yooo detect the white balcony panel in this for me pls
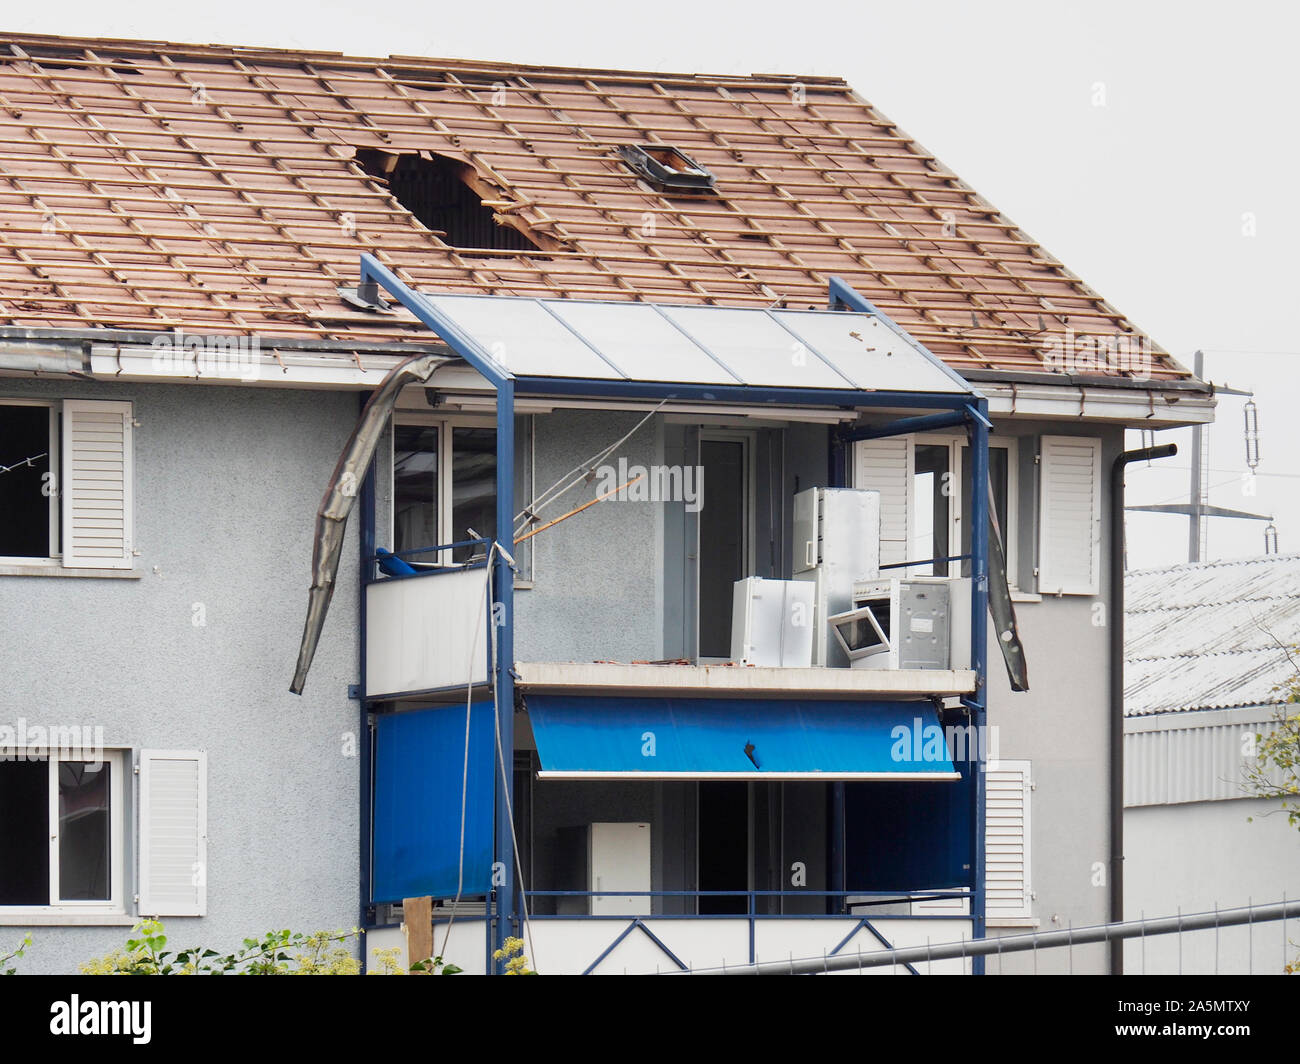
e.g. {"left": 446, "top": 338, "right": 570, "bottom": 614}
{"left": 365, "top": 568, "right": 489, "bottom": 699}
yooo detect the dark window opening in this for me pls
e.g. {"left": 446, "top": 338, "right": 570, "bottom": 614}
{"left": 960, "top": 444, "right": 1009, "bottom": 577}
{"left": 59, "top": 761, "right": 112, "bottom": 901}
{"left": 0, "top": 405, "right": 53, "bottom": 559}
{"left": 618, "top": 143, "right": 718, "bottom": 194}
{"left": 393, "top": 424, "right": 439, "bottom": 560}
{"left": 450, "top": 426, "right": 497, "bottom": 563}
{"left": 392, "top": 423, "right": 496, "bottom": 565}
{"left": 0, "top": 759, "right": 49, "bottom": 906}
{"left": 355, "top": 149, "right": 543, "bottom": 253}
{"left": 913, "top": 443, "right": 950, "bottom": 576}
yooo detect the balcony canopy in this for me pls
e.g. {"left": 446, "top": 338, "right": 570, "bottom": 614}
{"left": 420, "top": 292, "right": 972, "bottom": 394}
{"left": 526, "top": 695, "right": 960, "bottom": 781}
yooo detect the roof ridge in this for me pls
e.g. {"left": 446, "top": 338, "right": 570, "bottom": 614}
{"left": 2, "top": 31, "right": 849, "bottom": 87}
{"left": 1125, "top": 553, "right": 1300, "bottom": 577}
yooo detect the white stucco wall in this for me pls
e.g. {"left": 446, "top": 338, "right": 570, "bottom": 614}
{"left": 1124, "top": 797, "right": 1300, "bottom": 974}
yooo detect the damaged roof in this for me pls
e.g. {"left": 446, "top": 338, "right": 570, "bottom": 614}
{"left": 1126, "top": 555, "right": 1300, "bottom": 716}
{"left": 0, "top": 32, "right": 1195, "bottom": 385}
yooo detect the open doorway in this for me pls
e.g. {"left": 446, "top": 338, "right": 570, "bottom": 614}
{"left": 697, "top": 781, "right": 749, "bottom": 914}
{"left": 697, "top": 432, "right": 754, "bottom": 659}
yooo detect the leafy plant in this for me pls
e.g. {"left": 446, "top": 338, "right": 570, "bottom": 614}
{"left": 1240, "top": 652, "right": 1300, "bottom": 972}
{"left": 374, "top": 946, "right": 461, "bottom": 975}
{"left": 80, "top": 920, "right": 363, "bottom": 975}
{"left": 2, "top": 933, "right": 31, "bottom": 975}
{"left": 1243, "top": 703, "right": 1300, "bottom": 828}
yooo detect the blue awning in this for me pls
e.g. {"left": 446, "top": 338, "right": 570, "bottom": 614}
{"left": 526, "top": 696, "right": 960, "bottom": 781}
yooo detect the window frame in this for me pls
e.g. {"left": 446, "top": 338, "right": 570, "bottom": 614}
{"left": 390, "top": 413, "right": 505, "bottom": 569}
{"left": 910, "top": 432, "right": 1019, "bottom": 588}
{"left": 0, "top": 398, "right": 60, "bottom": 567}
{"left": 0, "top": 747, "right": 126, "bottom": 918}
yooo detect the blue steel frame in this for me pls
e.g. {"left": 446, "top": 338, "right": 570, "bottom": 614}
{"left": 434, "top": 890, "right": 971, "bottom": 973}
{"left": 354, "top": 253, "right": 991, "bottom": 973}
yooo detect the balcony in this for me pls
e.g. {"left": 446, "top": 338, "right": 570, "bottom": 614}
{"left": 339, "top": 260, "right": 996, "bottom": 972}
{"left": 366, "top": 891, "right": 975, "bottom": 975}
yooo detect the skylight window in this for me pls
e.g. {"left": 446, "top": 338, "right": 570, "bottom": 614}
{"left": 618, "top": 144, "right": 717, "bottom": 194}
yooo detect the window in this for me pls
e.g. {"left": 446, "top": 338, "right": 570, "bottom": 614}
{"left": 0, "top": 400, "right": 58, "bottom": 561}
{"left": 0, "top": 751, "right": 125, "bottom": 913}
{"left": 855, "top": 432, "right": 1017, "bottom": 585}
{"left": 911, "top": 434, "right": 1017, "bottom": 581}
{"left": 392, "top": 419, "right": 497, "bottom": 565}
{"left": 0, "top": 398, "right": 134, "bottom": 571}
{"left": 617, "top": 144, "right": 717, "bottom": 194}
{"left": 0, "top": 746, "right": 207, "bottom": 920}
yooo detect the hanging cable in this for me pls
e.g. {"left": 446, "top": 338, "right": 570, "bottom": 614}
{"left": 0, "top": 451, "right": 47, "bottom": 475}
{"left": 484, "top": 540, "right": 537, "bottom": 972}
{"left": 513, "top": 398, "right": 667, "bottom": 537}
{"left": 437, "top": 559, "right": 492, "bottom": 963}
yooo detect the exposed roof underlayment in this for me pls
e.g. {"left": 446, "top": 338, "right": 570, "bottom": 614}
{"left": 0, "top": 33, "right": 1204, "bottom": 402}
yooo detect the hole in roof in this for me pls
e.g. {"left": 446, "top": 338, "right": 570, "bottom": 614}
{"left": 354, "top": 149, "right": 547, "bottom": 255}
{"left": 389, "top": 70, "right": 514, "bottom": 95}
{"left": 618, "top": 144, "right": 718, "bottom": 194}
{"left": 15, "top": 46, "right": 144, "bottom": 74}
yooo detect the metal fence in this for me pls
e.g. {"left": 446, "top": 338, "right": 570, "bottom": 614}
{"left": 667, "top": 898, "right": 1300, "bottom": 975}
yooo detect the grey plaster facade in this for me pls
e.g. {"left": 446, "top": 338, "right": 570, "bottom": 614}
{"left": 1, "top": 378, "right": 360, "bottom": 973}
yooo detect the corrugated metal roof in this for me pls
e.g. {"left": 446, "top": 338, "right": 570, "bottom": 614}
{"left": 1125, "top": 554, "right": 1300, "bottom": 716}
{"left": 0, "top": 32, "right": 1193, "bottom": 385}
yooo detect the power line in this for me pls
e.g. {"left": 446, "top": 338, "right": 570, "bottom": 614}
{"left": 1132, "top": 475, "right": 1241, "bottom": 509}
{"left": 1199, "top": 347, "right": 1300, "bottom": 357}
{"left": 1130, "top": 465, "right": 1300, "bottom": 480}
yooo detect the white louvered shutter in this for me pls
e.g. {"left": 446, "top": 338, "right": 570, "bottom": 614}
{"left": 1037, "top": 435, "right": 1101, "bottom": 595}
{"left": 912, "top": 760, "right": 1032, "bottom": 919}
{"left": 138, "top": 750, "right": 207, "bottom": 916}
{"left": 853, "top": 436, "right": 913, "bottom": 568}
{"left": 61, "top": 399, "right": 134, "bottom": 569}
{"left": 986, "top": 761, "right": 1032, "bottom": 920}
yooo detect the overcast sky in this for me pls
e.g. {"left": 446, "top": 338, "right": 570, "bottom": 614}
{"left": 9, "top": 0, "right": 1297, "bottom": 570}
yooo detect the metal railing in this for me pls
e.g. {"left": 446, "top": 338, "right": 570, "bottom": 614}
{"left": 668, "top": 898, "right": 1300, "bottom": 975}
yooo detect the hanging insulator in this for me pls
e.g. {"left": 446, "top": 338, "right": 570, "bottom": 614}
{"left": 1264, "top": 522, "right": 1278, "bottom": 555}
{"left": 1244, "top": 399, "right": 1260, "bottom": 472}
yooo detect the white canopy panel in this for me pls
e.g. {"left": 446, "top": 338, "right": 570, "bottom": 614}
{"left": 419, "top": 292, "right": 972, "bottom": 395}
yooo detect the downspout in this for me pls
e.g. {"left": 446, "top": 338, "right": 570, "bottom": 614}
{"left": 1108, "top": 443, "right": 1176, "bottom": 975}
{"left": 358, "top": 452, "right": 377, "bottom": 968}
{"left": 966, "top": 400, "right": 990, "bottom": 976}
{"left": 493, "top": 379, "right": 516, "bottom": 972}
{"left": 828, "top": 429, "right": 847, "bottom": 912}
